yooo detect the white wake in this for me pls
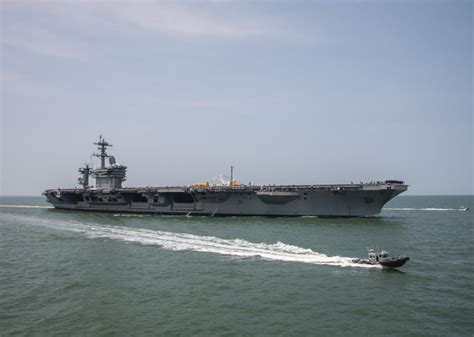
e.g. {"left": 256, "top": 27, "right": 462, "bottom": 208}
{"left": 0, "top": 204, "right": 53, "bottom": 209}
{"left": 12, "top": 215, "right": 379, "bottom": 269}
{"left": 72, "top": 224, "right": 377, "bottom": 268}
{"left": 384, "top": 207, "right": 469, "bottom": 212}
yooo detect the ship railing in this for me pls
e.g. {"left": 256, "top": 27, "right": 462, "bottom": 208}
{"left": 51, "top": 181, "right": 393, "bottom": 194}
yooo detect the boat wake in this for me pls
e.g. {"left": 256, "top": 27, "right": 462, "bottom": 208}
{"left": 9, "top": 214, "right": 379, "bottom": 269}
{"left": 73, "top": 224, "right": 379, "bottom": 268}
{"left": 384, "top": 207, "right": 469, "bottom": 212}
{"left": 0, "top": 204, "right": 53, "bottom": 209}
{"left": 113, "top": 213, "right": 150, "bottom": 218}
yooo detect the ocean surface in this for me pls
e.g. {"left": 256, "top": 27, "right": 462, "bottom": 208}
{"left": 1, "top": 195, "right": 472, "bottom": 337}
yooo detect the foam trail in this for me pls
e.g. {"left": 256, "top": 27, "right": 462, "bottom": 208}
{"left": 113, "top": 214, "right": 150, "bottom": 218}
{"left": 385, "top": 207, "right": 469, "bottom": 212}
{"left": 7, "top": 214, "right": 378, "bottom": 269}
{"left": 0, "top": 204, "right": 53, "bottom": 209}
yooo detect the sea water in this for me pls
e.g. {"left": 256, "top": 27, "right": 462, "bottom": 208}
{"left": 0, "top": 195, "right": 472, "bottom": 336}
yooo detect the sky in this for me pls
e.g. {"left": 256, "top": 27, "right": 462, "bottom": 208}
{"left": 1, "top": 0, "right": 472, "bottom": 196}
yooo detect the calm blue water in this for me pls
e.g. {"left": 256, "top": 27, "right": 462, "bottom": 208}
{"left": 1, "top": 195, "right": 472, "bottom": 336}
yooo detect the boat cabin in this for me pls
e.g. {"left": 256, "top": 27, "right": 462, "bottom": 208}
{"left": 368, "top": 249, "right": 389, "bottom": 263}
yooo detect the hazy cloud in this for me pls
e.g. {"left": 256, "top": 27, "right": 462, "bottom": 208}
{"left": 2, "top": 23, "right": 90, "bottom": 61}
{"left": 116, "top": 3, "right": 272, "bottom": 39}
{"left": 1, "top": 1, "right": 301, "bottom": 62}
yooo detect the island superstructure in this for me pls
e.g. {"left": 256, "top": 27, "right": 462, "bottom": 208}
{"left": 43, "top": 136, "right": 408, "bottom": 217}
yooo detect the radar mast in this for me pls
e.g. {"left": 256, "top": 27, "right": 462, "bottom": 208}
{"left": 93, "top": 135, "right": 112, "bottom": 169}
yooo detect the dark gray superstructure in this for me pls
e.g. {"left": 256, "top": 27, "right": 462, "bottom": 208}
{"left": 43, "top": 137, "right": 408, "bottom": 217}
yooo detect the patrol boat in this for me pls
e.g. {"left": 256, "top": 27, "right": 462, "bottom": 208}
{"left": 352, "top": 249, "right": 410, "bottom": 268}
{"left": 43, "top": 137, "right": 408, "bottom": 217}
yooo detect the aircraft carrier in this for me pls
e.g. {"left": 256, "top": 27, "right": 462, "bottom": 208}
{"left": 43, "top": 137, "right": 408, "bottom": 217}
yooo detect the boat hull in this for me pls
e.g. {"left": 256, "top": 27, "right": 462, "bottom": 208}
{"left": 43, "top": 183, "right": 407, "bottom": 217}
{"left": 379, "top": 257, "right": 410, "bottom": 268}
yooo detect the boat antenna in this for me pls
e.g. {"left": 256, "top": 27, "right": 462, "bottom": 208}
{"left": 230, "top": 165, "right": 234, "bottom": 186}
{"left": 92, "top": 135, "right": 112, "bottom": 169}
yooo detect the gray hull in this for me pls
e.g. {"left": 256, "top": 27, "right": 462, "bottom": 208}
{"left": 43, "top": 183, "right": 407, "bottom": 217}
